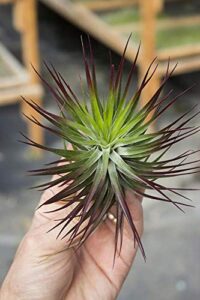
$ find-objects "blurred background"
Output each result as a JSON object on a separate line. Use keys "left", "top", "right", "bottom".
{"left": 0, "top": 1, "right": 200, "bottom": 299}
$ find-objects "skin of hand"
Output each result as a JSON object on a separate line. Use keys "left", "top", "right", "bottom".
{"left": 0, "top": 173, "right": 143, "bottom": 300}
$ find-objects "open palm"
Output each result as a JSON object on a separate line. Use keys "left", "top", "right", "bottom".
{"left": 1, "top": 179, "right": 143, "bottom": 300}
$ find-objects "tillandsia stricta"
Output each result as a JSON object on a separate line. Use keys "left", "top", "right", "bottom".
{"left": 21, "top": 36, "right": 200, "bottom": 260}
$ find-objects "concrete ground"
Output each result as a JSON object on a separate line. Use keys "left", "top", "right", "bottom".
{"left": 0, "top": 3, "right": 200, "bottom": 299}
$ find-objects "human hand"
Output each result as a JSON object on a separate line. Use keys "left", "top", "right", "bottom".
{"left": 0, "top": 172, "right": 143, "bottom": 300}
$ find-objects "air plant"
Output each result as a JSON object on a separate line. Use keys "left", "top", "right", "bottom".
{"left": 22, "top": 36, "right": 200, "bottom": 260}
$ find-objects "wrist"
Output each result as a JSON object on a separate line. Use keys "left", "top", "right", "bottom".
{"left": 0, "top": 235, "right": 32, "bottom": 300}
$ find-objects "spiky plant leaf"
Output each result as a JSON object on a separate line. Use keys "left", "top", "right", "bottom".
{"left": 22, "top": 36, "right": 200, "bottom": 259}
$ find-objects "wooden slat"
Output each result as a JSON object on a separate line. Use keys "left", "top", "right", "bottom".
{"left": 73, "top": 0, "right": 189, "bottom": 11}
{"left": 158, "top": 44, "right": 200, "bottom": 61}
{"left": 0, "top": 83, "right": 43, "bottom": 105}
{"left": 139, "top": 0, "right": 159, "bottom": 110}
{"left": 113, "top": 15, "right": 200, "bottom": 33}
{"left": 0, "top": 42, "right": 29, "bottom": 88}
{"left": 0, "top": 75, "right": 30, "bottom": 89}
{"left": 158, "top": 55, "right": 200, "bottom": 75}
{"left": 0, "top": 43, "right": 27, "bottom": 76}
{"left": 14, "top": 0, "right": 40, "bottom": 83}
{"left": 158, "top": 15, "right": 200, "bottom": 30}
{"left": 73, "top": 0, "right": 137, "bottom": 11}
{"left": 0, "top": 0, "right": 14, "bottom": 3}
{"left": 40, "top": 0, "right": 138, "bottom": 60}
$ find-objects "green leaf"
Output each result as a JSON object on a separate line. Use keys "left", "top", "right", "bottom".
{"left": 90, "top": 92, "right": 104, "bottom": 130}
{"left": 110, "top": 150, "right": 139, "bottom": 181}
